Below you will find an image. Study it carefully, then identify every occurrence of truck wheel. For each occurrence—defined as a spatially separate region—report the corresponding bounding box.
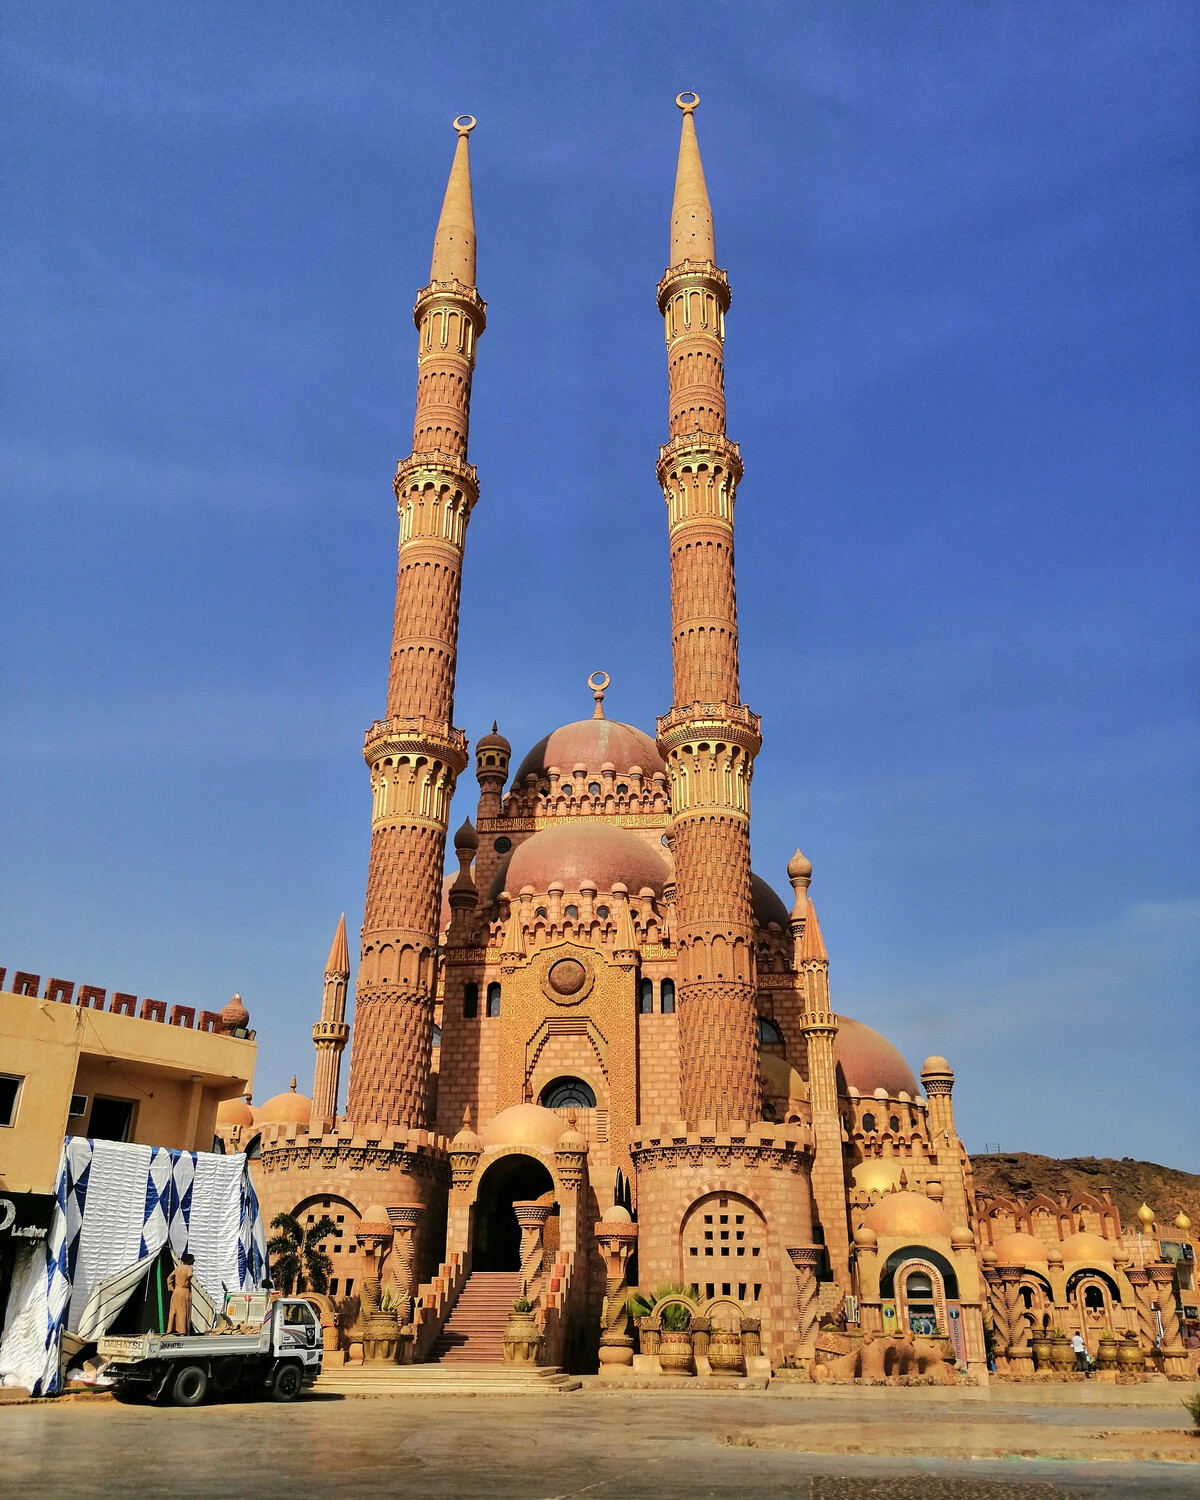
[171,1364,208,1407]
[211,1356,242,1394]
[270,1363,303,1403]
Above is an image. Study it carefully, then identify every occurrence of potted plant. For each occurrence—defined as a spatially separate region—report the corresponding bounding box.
[628,1284,699,1372]
[1030,1329,1054,1370]
[1095,1332,1119,1372]
[1048,1329,1076,1373]
[1116,1331,1145,1373]
[502,1294,541,1365]
[657,1299,695,1374]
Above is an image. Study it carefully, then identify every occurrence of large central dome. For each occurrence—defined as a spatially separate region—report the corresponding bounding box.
[513,717,666,785]
[490,822,670,901]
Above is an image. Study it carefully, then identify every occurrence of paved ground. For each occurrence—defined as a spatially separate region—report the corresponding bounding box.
[1,1386,1198,1498]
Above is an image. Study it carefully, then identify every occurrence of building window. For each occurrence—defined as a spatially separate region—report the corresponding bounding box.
[757,1017,783,1044]
[587,782,601,797]
[245,1135,262,1159]
[68,1093,88,1118]
[889,1114,901,1132]
[541,1077,597,1110]
[535,907,548,919]
[903,1269,939,1335]
[596,905,609,919]
[616,784,628,796]
[564,905,579,919]
[0,1074,21,1128]
[861,1112,877,1132]
[88,1096,134,1143]
[660,979,676,1014]
[211,1135,226,1155]
[494,836,512,853]
[639,978,654,1014]
[561,784,573,796]
[486,982,502,1018]
[463,982,479,1019]
[432,1024,442,1047]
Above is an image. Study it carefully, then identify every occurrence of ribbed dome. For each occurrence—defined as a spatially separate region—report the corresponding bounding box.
[479,1103,566,1149]
[993,1231,1050,1266]
[836,1017,919,1099]
[513,718,665,785]
[861,1191,951,1240]
[489,823,670,903]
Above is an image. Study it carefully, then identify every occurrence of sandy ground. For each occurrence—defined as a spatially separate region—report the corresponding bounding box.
[1,1384,1198,1498]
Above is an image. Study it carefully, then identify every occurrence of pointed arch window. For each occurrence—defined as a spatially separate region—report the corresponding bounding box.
[639,978,654,1014]
[463,982,478,1019]
[660,979,676,1014]
[486,982,502,1018]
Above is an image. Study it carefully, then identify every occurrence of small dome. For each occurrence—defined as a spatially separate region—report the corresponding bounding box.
[556,1116,586,1151]
[1137,1203,1155,1228]
[359,1204,392,1232]
[477,722,510,755]
[1175,1210,1192,1232]
[255,1077,312,1126]
[950,1225,974,1250]
[220,993,249,1031]
[479,1103,565,1149]
[514,718,664,784]
[1060,1231,1114,1264]
[851,1160,905,1195]
[836,1017,919,1099]
[993,1231,1050,1266]
[853,1224,878,1249]
[453,818,479,851]
[787,849,812,880]
[751,873,790,930]
[217,1095,254,1128]
[451,1107,482,1152]
[861,1191,952,1241]
[921,1056,953,1076]
[601,1204,632,1224]
[760,1052,807,1102]
[489,823,669,903]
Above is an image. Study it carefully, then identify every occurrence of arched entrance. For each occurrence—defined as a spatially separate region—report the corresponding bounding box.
[472,1154,555,1272]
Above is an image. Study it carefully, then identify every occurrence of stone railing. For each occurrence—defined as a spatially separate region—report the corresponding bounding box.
[363,716,469,761]
[412,1251,469,1362]
[656,701,761,740]
[0,965,247,1036]
[538,1248,576,1368]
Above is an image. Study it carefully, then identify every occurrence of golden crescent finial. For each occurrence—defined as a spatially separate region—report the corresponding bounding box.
[453,114,477,136]
[676,91,700,114]
[588,671,610,719]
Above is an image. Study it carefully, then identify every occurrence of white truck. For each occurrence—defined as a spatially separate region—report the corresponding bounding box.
[98,1296,323,1406]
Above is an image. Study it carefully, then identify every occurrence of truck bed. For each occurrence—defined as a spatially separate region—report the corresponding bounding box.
[99,1328,269,1362]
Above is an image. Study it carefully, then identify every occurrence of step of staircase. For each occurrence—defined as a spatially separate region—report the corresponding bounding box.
[428,1271,524,1366]
[314,1364,580,1396]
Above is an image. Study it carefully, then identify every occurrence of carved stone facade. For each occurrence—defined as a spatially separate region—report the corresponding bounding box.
[218,101,1198,1383]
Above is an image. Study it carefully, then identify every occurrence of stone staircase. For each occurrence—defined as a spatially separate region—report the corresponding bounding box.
[429,1271,521,1365]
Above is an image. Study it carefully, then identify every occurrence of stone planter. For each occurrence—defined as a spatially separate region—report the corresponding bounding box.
[1030,1335,1053,1371]
[658,1330,694,1375]
[689,1316,711,1361]
[1116,1337,1145,1374]
[635,1317,660,1357]
[502,1306,541,1366]
[1095,1338,1119,1373]
[740,1317,761,1362]
[598,1339,634,1368]
[1048,1340,1075,1374]
[707,1329,745,1374]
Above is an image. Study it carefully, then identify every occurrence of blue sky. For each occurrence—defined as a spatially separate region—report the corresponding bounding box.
[2,3,1196,1167]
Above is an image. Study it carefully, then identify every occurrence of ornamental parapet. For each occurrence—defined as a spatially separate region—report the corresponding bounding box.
[256,1122,452,1180]
[798,1009,839,1036]
[656,432,743,487]
[629,1118,813,1171]
[363,715,469,772]
[312,1020,350,1046]
[656,701,762,757]
[394,449,479,500]
[412,278,487,332]
[656,258,731,315]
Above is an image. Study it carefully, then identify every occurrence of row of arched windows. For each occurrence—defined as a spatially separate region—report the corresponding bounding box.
[639,978,676,1014]
[462,982,502,1019]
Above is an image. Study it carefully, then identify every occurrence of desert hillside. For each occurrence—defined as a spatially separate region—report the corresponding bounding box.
[971,1152,1200,1236]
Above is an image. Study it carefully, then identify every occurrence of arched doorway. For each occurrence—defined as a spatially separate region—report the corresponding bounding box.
[473,1154,555,1272]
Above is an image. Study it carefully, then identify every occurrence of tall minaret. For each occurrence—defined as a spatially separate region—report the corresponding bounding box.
[312,914,350,1128]
[346,116,485,1127]
[655,94,762,1125]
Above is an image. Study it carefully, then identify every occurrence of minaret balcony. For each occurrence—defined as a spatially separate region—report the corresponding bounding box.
[657,258,731,315]
[656,700,762,756]
[412,278,487,331]
[363,715,469,773]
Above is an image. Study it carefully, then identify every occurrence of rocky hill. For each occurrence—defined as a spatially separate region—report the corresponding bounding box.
[971,1152,1200,1236]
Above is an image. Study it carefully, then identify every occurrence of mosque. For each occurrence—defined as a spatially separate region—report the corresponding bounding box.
[216,99,1195,1382]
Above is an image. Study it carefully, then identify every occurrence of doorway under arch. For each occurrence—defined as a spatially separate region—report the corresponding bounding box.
[472,1154,555,1272]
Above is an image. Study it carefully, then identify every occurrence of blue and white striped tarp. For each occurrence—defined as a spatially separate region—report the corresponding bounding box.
[0,1138,266,1396]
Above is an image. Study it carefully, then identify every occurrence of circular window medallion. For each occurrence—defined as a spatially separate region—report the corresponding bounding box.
[494,836,512,853]
[547,958,586,996]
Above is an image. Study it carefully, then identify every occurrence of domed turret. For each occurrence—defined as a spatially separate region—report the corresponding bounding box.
[479,1103,566,1150]
[993,1231,1049,1266]
[513,718,665,785]
[489,823,670,903]
[255,1077,312,1126]
[861,1191,952,1241]
[220,993,250,1033]
[1060,1231,1114,1264]
[216,1094,254,1128]
[835,1017,919,1099]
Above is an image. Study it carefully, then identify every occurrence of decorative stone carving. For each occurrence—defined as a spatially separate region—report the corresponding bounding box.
[788,1245,822,1353]
[594,1207,638,1374]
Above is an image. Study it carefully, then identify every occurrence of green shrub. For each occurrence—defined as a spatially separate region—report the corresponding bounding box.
[1183,1389,1200,1431]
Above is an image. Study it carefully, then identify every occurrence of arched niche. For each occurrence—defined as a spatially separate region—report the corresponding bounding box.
[471,1152,556,1273]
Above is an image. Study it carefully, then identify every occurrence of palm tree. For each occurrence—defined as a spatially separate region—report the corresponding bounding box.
[267,1212,338,1294]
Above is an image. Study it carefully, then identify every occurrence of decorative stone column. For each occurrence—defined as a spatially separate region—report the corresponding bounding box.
[513,1200,552,1305]
[1126,1266,1157,1369]
[594,1205,639,1376]
[386,1202,425,1357]
[982,1253,1010,1375]
[355,1205,398,1362]
[1148,1261,1188,1376]
[788,1245,822,1355]
[999,1265,1032,1378]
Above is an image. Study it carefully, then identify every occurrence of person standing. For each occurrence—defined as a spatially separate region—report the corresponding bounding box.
[1070,1330,1090,1375]
[165,1253,195,1335]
